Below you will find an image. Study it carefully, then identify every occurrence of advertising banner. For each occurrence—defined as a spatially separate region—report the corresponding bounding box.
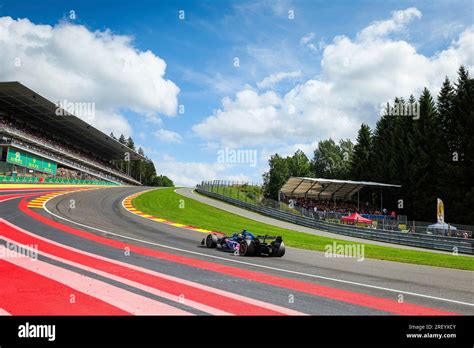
[6,148,57,175]
[437,198,444,224]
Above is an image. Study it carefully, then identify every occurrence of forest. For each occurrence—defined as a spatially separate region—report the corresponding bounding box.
[263,66,473,224]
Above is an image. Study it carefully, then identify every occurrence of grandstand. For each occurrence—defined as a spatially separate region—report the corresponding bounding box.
[280,177,401,210]
[0,82,145,185]
[280,177,403,227]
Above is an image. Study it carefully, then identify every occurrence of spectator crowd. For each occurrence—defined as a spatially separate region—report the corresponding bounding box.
[286,196,395,216]
[0,116,138,184]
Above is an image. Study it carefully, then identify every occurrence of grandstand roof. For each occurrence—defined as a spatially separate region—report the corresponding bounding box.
[280,177,401,199]
[0,82,145,161]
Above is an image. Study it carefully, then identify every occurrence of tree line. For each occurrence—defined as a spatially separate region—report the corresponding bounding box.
[263,66,473,224]
[109,133,174,187]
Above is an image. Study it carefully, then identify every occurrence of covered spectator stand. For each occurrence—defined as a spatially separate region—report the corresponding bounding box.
[279,177,401,212]
[0,81,146,185]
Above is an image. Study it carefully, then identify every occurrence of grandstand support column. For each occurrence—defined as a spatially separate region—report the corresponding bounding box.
[357,191,360,211]
[380,188,383,212]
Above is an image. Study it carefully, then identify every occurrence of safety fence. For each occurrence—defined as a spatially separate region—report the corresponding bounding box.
[196,184,474,255]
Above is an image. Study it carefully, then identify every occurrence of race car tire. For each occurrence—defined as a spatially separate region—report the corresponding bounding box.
[205,234,218,248]
[239,239,256,256]
[274,242,286,257]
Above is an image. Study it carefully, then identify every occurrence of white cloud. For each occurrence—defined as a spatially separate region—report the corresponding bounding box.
[0,16,180,136]
[300,32,315,45]
[300,32,324,53]
[193,88,286,147]
[193,9,474,148]
[260,140,319,163]
[144,113,163,125]
[357,7,422,41]
[154,129,183,143]
[92,110,133,137]
[162,153,175,161]
[306,43,318,53]
[257,70,301,89]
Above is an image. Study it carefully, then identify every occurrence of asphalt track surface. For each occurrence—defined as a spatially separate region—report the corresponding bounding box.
[0,186,473,315]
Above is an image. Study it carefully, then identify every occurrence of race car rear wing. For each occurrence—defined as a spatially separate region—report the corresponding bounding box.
[256,235,283,242]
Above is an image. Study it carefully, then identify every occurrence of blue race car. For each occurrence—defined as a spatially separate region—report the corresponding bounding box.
[201,229,285,257]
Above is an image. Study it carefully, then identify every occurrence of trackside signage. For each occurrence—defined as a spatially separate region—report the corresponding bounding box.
[6,148,57,175]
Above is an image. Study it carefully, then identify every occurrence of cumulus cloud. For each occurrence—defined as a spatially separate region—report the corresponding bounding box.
[193,8,473,148]
[0,16,180,136]
[154,129,183,143]
[193,88,286,147]
[257,70,301,89]
[357,7,422,41]
[93,110,133,137]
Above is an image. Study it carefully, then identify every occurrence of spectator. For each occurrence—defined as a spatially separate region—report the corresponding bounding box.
[0,115,139,184]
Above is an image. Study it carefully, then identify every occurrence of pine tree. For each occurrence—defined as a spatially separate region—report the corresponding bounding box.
[126,137,135,150]
[371,106,397,183]
[410,88,442,220]
[448,66,474,223]
[351,124,372,180]
[437,77,456,150]
[118,134,126,144]
[396,95,417,216]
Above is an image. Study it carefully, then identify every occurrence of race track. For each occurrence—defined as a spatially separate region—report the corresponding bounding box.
[0,186,473,315]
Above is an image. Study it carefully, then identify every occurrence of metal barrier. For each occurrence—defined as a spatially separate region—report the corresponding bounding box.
[195,187,474,255]
[0,175,117,185]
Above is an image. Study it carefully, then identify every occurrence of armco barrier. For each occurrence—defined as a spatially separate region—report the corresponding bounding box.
[0,175,117,186]
[196,188,474,255]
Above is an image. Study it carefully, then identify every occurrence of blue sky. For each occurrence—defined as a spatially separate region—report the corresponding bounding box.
[0,0,473,185]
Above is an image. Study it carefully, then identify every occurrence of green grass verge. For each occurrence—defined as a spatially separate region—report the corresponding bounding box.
[208,184,261,204]
[133,188,474,271]
[206,185,300,214]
